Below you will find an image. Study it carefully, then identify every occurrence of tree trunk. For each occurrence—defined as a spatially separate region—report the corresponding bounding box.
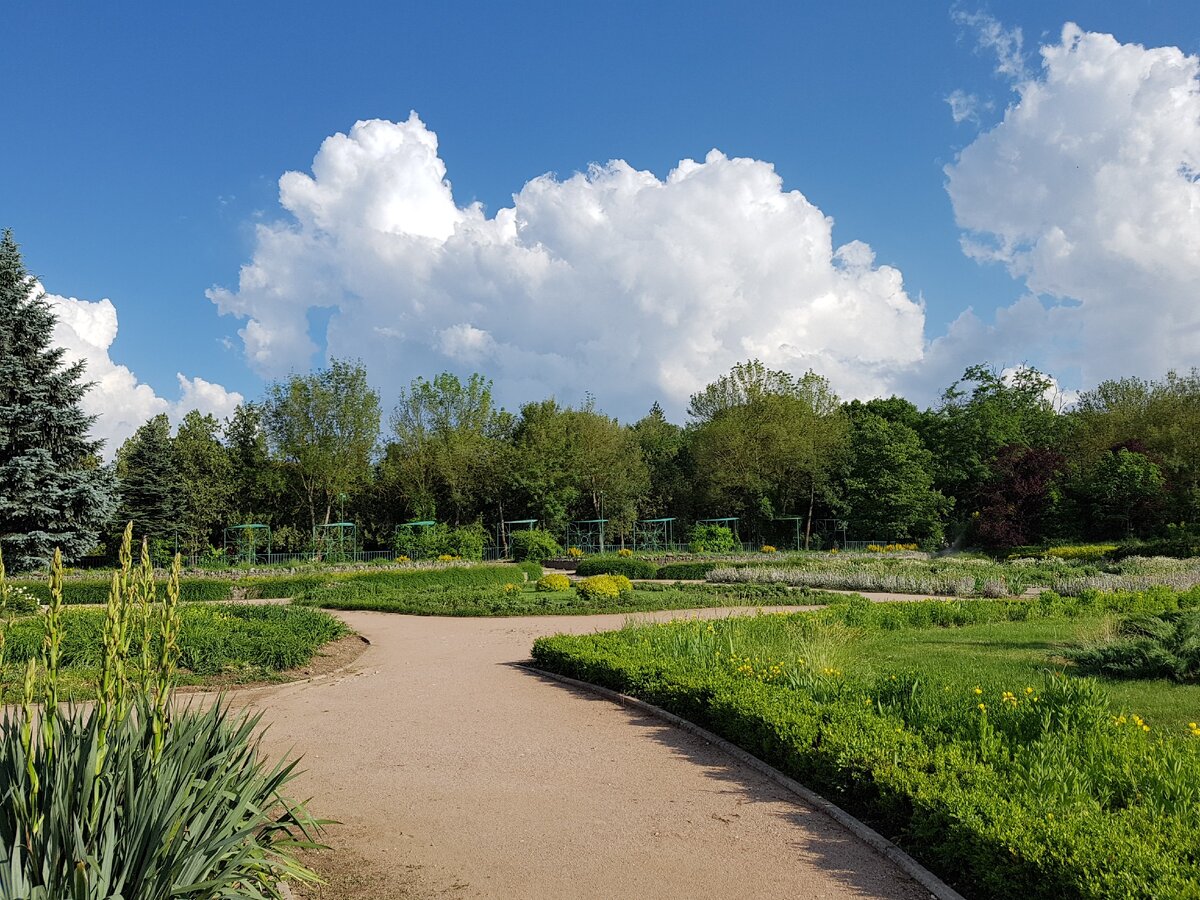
[804,483,815,550]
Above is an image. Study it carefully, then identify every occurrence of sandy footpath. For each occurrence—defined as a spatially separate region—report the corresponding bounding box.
[236,607,933,900]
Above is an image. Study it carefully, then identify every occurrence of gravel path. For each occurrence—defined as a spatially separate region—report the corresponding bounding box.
[239,608,932,900]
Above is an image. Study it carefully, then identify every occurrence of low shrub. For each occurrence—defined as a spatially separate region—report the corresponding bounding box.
[509,529,562,562]
[574,556,658,579]
[575,574,634,602]
[655,561,720,580]
[1069,608,1200,682]
[537,573,572,592]
[687,524,736,553]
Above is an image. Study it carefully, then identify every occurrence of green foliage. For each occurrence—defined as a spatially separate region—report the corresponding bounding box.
[0,230,117,571]
[173,410,235,556]
[574,556,658,579]
[688,362,849,543]
[0,528,327,895]
[285,562,541,605]
[384,372,512,524]
[394,521,488,560]
[115,413,183,548]
[921,364,1062,529]
[1070,609,1200,682]
[263,358,381,532]
[0,698,324,898]
[532,599,1200,900]
[843,412,948,545]
[536,573,571,592]
[575,574,634,602]
[12,577,233,605]
[507,398,650,537]
[654,561,720,580]
[0,603,345,676]
[508,528,562,562]
[687,524,736,553]
[1076,447,1166,538]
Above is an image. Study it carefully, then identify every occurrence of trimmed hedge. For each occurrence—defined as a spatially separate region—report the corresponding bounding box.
[287,562,542,602]
[532,605,1200,900]
[574,556,658,579]
[13,578,233,605]
[654,561,719,580]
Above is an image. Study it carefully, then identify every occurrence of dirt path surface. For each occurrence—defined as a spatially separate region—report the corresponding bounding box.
[237,608,932,900]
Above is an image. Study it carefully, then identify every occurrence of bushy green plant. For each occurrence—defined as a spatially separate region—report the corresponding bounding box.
[574,556,658,579]
[1069,609,1200,682]
[687,524,736,553]
[0,526,323,896]
[509,528,562,562]
[536,573,571,592]
[655,561,719,580]
[394,521,489,561]
[575,574,634,602]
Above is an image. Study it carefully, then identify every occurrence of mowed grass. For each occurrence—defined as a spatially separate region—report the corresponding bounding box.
[0,604,349,701]
[852,616,1200,727]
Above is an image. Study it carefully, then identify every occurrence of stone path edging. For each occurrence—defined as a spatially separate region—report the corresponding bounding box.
[520,663,966,900]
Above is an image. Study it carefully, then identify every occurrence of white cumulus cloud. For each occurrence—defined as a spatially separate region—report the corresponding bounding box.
[943,23,1200,388]
[41,285,244,454]
[208,113,928,417]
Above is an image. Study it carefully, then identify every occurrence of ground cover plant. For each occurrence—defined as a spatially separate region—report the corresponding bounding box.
[1068,608,1200,684]
[704,552,1200,598]
[0,529,326,897]
[532,588,1200,900]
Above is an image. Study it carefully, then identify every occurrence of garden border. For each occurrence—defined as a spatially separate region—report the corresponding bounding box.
[520,663,965,900]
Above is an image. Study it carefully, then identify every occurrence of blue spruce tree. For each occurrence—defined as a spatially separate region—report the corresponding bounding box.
[0,230,116,570]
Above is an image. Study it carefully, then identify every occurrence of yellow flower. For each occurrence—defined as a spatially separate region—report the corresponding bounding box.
[973,687,983,695]
[978,703,987,711]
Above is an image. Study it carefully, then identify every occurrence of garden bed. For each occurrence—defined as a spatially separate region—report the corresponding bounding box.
[531,587,1200,899]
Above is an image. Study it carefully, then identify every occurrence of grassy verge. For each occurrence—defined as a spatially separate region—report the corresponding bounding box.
[12,577,234,604]
[295,581,845,616]
[531,588,1200,900]
[1,604,348,699]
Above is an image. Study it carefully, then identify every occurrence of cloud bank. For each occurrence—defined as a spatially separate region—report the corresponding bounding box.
[940,22,1200,389]
[212,23,1200,417]
[42,285,243,453]
[209,114,928,418]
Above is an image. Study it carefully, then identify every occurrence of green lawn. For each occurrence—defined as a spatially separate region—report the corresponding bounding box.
[294,580,841,616]
[853,616,1200,727]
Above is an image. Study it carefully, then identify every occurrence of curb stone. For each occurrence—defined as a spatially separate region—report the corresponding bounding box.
[521,664,964,900]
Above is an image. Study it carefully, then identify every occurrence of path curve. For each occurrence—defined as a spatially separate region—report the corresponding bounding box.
[239,608,932,900]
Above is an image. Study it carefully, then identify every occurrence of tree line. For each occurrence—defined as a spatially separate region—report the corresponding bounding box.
[111,358,1200,561]
[3,229,1199,568]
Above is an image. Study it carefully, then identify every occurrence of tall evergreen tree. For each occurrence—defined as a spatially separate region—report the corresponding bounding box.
[0,230,116,570]
[115,414,182,551]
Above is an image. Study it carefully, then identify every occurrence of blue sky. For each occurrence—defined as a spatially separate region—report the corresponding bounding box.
[3,1,1199,446]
